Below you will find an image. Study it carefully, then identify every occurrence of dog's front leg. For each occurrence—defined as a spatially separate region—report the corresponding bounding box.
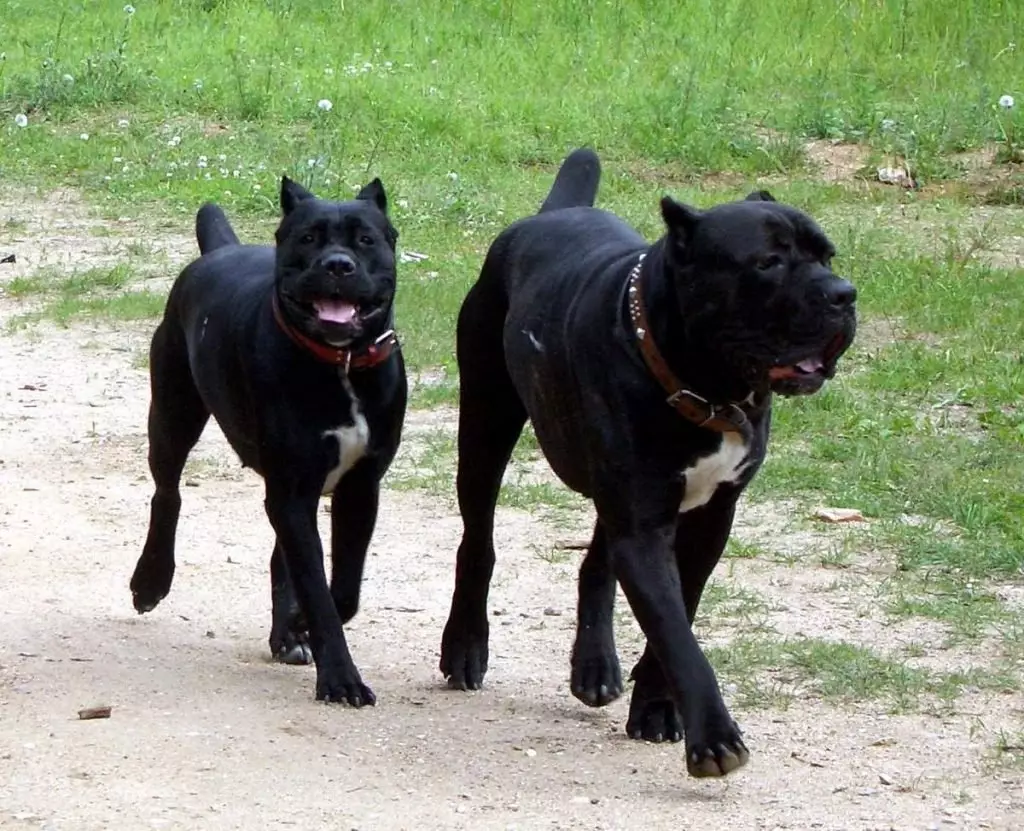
[609,527,748,778]
[264,482,374,706]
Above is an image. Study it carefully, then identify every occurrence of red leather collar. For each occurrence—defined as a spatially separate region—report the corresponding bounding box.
[272,293,398,371]
[626,257,757,438]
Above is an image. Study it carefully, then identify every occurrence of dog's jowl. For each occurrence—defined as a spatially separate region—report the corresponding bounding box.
[440,148,856,777]
[131,176,407,706]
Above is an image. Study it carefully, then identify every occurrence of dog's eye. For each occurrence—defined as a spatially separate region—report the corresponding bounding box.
[358,234,375,246]
[300,233,315,245]
[757,255,783,271]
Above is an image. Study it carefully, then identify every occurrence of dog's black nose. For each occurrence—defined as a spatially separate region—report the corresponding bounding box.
[826,279,857,307]
[323,253,356,275]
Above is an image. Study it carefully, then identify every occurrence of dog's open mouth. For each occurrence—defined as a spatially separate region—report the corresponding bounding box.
[767,333,848,393]
[768,355,825,381]
[314,298,360,325]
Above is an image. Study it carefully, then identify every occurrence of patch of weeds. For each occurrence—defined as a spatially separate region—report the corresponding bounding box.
[388,428,456,500]
[3,263,164,329]
[408,378,459,410]
[498,476,585,516]
[532,542,575,566]
[700,583,774,631]
[985,731,1024,772]
[885,577,1011,641]
[724,537,766,560]
[707,635,975,712]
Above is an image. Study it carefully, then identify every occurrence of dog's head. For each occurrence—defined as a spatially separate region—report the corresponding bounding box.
[660,190,856,397]
[274,176,399,347]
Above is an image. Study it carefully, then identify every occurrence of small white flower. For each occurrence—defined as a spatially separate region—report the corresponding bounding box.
[447,171,459,182]
[999,94,1015,110]
[62,73,74,84]
[80,132,89,141]
[113,156,123,163]
[324,67,334,76]
[218,153,226,161]
[193,79,203,91]
[197,156,208,169]
[253,184,262,191]
[317,98,333,112]
[124,4,135,14]
[117,119,130,128]
[168,135,181,147]
[14,113,28,128]
[397,198,409,209]
[307,158,317,168]
[880,118,896,131]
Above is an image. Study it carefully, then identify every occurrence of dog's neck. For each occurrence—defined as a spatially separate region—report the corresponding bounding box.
[632,240,763,408]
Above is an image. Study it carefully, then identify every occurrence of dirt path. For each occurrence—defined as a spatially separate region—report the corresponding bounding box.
[1,193,1022,830]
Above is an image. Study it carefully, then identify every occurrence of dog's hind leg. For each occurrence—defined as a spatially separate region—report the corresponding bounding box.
[268,540,312,665]
[327,462,380,625]
[440,276,527,690]
[570,519,623,706]
[130,320,210,613]
[625,492,738,747]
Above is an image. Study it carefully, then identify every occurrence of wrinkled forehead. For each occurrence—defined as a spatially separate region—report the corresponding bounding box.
[697,203,835,261]
[284,200,386,234]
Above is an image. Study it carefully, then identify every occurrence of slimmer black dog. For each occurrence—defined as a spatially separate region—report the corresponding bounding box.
[131,177,407,706]
[440,149,856,777]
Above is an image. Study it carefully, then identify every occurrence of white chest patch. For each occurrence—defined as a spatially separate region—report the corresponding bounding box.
[321,377,370,495]
[679,432,750,513]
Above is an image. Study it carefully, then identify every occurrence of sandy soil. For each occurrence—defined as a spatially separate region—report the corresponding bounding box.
[1,190,1023,830]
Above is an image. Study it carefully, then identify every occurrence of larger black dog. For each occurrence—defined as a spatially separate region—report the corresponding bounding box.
[440,148,856,777]
[131,176,407,706]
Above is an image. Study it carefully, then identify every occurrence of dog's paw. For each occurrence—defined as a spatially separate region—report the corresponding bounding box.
[270,628,313,666]
[685,720,749,778]
[269,602,311,666]
[626,696,683,743]
[315,669,376,707]
[570,648,623,707]
[439,618,489,690]
[129,555,174,614]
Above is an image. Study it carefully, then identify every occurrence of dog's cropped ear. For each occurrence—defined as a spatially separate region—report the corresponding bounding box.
[280,176,315,216]
[744,189,776,202]
[356,177,388,214]
[356,178,398,247]
[660,196,701,248]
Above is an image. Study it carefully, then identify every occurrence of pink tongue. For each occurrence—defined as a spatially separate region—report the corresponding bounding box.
[314,300,358,324]
[797,357,824,373]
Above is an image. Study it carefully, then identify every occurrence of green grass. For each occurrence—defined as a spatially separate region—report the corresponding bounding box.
[4,263,167,329]
[707,634,1014,712]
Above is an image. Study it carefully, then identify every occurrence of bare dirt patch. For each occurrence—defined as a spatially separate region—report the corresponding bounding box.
[2,188,1023,830]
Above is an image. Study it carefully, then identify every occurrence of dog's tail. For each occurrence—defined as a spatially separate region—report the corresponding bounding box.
[195,203,241,255]
[538,147,601,213]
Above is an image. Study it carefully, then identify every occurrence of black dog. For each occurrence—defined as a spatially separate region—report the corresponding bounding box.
[131,176,407,706]
[440,148,856,777]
